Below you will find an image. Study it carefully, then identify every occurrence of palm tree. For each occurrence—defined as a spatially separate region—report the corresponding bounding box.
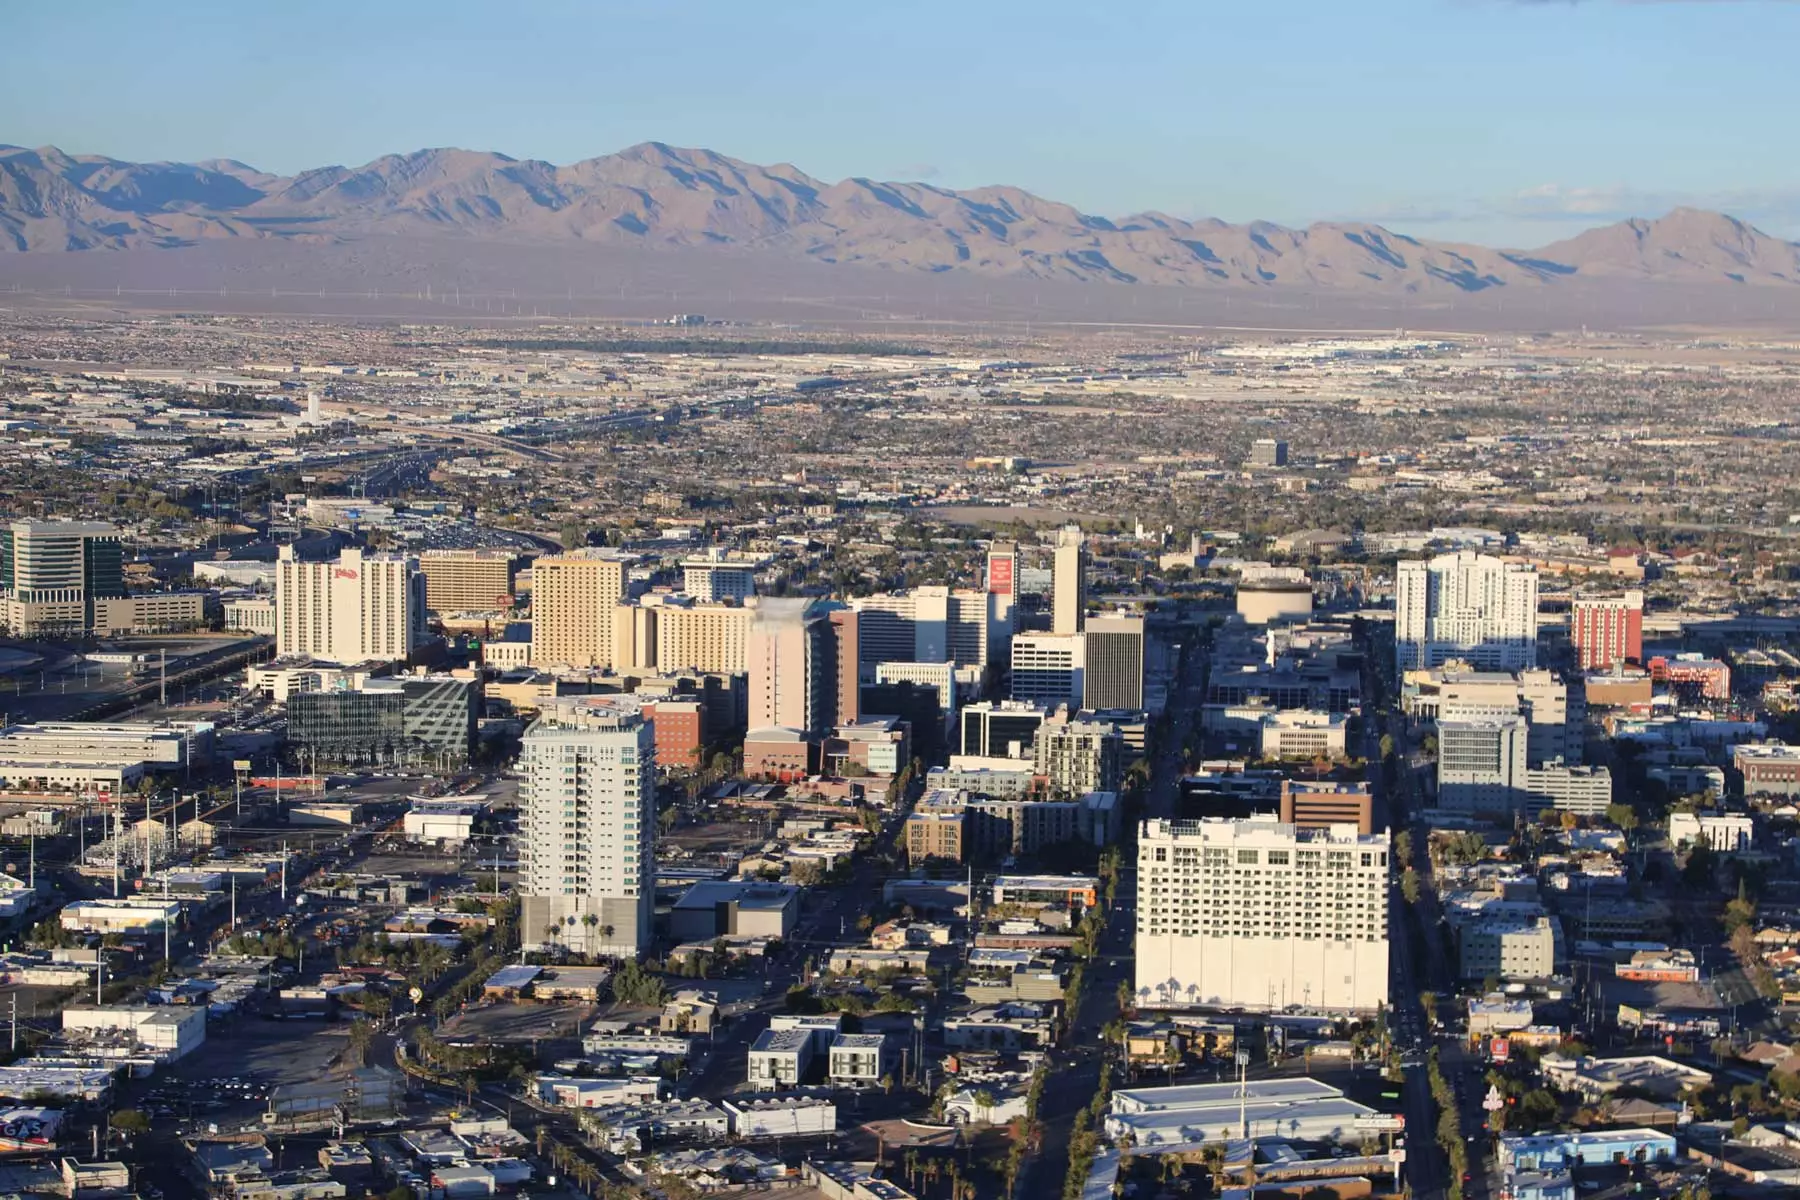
[347,1018,374,1067]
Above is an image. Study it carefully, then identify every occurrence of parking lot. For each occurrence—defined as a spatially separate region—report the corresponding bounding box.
[132,1017,352,1132]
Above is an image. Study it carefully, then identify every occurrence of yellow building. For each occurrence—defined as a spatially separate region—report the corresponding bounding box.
[529,553,626,668]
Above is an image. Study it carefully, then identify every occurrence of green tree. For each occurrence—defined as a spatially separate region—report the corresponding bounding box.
[109,1110,151,1136]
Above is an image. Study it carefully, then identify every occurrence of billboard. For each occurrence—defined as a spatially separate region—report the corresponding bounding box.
[987,555,1014,595]
[1490,1036,1511,1063]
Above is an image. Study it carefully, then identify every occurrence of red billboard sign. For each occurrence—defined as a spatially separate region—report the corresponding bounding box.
[987,556,1014,595]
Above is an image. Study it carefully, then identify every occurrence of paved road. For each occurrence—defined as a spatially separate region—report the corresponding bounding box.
[1365,654,1451,1200]
[1017,626,1200,1199]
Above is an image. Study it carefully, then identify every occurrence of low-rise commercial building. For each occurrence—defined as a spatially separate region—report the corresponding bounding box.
[1668,811,1753,853]
[747,1028,815,1091]
[63,1005,206,1059]
[669,881,799,943]
[1460,917,1560,981]
[723,1096,836,1139]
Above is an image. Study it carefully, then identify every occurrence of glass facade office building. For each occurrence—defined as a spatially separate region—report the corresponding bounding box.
[288,677,477,768]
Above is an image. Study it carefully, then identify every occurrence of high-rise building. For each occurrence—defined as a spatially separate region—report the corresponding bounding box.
[828,609,860,726]
[0,520,126,636]
[1010,634,1085,708]
[419,549,518,614]
[873,661,956,723]
[529,552,627,668]
[1134,815,1390,1012]
[1436,715,1610,815]
[850,587,1001,673]
[1434,669,1581,766]
[1084,614,1145,712]
[1033,711,1123,798]
[1437,716,1530,814]
[682,555,758,603]
[986,541,1019,651]
[1571,591,1643,671]
[1248,438,1289,467]
[1052,527,1089,637]
[959,700,1049,759]
[518,698,655,958]
[275,546,426,665]
[654,600,753,674]
[748,598,833,735]
[1395,551,1539,672]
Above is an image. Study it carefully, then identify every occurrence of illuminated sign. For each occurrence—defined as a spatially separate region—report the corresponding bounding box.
[333,568,359,580]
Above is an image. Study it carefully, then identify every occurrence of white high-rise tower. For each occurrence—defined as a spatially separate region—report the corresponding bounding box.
[518,698,656,958]
[1394,551,1538,672]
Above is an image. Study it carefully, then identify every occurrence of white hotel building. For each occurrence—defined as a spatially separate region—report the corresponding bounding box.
[518,698,656,958]
[275,546,425,664]
[1135,815,1390,1013]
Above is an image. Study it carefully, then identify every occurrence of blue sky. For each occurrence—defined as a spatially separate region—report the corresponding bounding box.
[5,0,1798,247]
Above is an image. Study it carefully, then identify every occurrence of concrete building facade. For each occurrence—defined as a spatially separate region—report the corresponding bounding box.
[518,699,655,958]
[528,553,627,669]
[275,546,425,665]
[1396,551,1539,672]
[1135,816,1390,1012]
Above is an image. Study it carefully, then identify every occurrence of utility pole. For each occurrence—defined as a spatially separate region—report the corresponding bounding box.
[160,649,167,708]
[281,841,288,902]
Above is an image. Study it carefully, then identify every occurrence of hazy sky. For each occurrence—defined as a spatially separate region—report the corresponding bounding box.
[6,0,1798,247]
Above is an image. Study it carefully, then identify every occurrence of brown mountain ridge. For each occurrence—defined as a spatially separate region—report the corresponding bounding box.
[2,141,1797,294]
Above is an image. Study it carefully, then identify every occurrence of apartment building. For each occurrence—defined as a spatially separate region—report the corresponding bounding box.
[518,698,655,957]
[1395,551,1539,671]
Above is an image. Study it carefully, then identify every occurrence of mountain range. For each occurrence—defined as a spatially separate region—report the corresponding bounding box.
[3,141,1798,294]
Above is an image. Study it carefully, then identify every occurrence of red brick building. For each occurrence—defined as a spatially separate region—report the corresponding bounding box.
[642,699,704,769]
[1571,591,1643,671]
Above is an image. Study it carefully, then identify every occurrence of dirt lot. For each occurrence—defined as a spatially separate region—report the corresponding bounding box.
[436,1000,593,1045]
